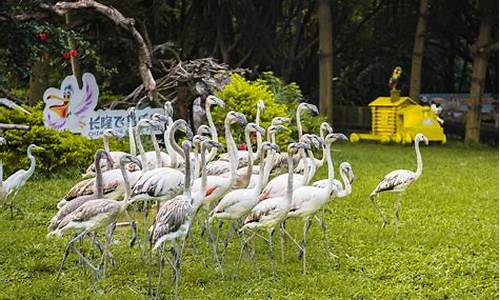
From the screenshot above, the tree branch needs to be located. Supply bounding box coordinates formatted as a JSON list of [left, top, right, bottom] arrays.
[[39, 0, 156, 92]]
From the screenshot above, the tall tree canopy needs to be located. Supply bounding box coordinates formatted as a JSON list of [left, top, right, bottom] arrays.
[[0, 0, 497, 108]]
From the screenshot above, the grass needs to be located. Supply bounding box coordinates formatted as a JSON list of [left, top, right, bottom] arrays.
[[0, 142, 498, 299]]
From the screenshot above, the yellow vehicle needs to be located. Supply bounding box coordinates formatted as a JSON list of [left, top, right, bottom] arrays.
[[350, 91, 446, 144]]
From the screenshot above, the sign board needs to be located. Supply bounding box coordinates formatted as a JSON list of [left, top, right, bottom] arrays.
[[82, 107, 164, 139], [43, 73, 99, 132], [43, 73, 165, 139]]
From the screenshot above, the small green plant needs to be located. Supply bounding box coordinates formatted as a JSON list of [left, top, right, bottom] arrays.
[[214, 73, 324, 150]]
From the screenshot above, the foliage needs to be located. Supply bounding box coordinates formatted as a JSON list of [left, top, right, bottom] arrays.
[[214, 73, 324, 150], [0, 142, 497, 298], [0, 105, 127, 176]]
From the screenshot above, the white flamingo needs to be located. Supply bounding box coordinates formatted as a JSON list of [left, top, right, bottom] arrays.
[[191, 111, 247, 207], [369, 133, 429, 229], [286, 133, 347, 274], [238, 142, 308, 277], [209, 141, 279, 226], [1, 144, 43, 218], [49, 154, 142, 291], [150, 140, 214, 298], [204, 95, 225, 162]]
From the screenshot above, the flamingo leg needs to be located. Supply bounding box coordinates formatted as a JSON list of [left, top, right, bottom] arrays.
[[302, 218, 310, 274], [99, 222, 116, 277], [222, 222, 237, 260], [155, 244, 166, 298], [370, 196, 387, 228], [321, 206, 329, 252], [279, 222, 286, 264], [395, 193, 402, 232], [205, 206, 223, 275], [69, 230, 100, 291], [233, 231, 257, 279], [268, 229, 276, 279]]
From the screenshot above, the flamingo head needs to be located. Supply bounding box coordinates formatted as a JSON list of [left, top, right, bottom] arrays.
[[271, 117, 290, 126], [206, 95, 225, 108], [226, 111, 247, 125], [415, 133, 429, 145]]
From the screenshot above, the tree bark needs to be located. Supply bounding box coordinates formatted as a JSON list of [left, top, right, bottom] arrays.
[[40, 0, 156, 93], [28, 58, 49, 104], [318, 0, 333, 122], [465, 0, 494, 142], [409, 0, 428, 100]]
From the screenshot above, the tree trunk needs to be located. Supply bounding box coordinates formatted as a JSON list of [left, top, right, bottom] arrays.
[[409, 0, 428, 100], [28, 58, 49, 104], [465, 0, 494, 142], [65, 12, 82, 86], [318, 0, 333, 122]]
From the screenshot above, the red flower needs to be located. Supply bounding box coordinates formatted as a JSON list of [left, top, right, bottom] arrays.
[[62, 52, 70, 60], [239, 143, 247, 151], [69, 49, 77, 57], [40, 32, 47, 41]]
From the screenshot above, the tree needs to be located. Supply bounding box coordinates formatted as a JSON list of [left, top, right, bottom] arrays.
[[409, 0, 428, 100], [318, 0, 333, 122], [465, 0, 496, 142]]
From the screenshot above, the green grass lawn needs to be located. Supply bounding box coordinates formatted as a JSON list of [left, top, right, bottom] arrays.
[[0, 142, 498, 299]]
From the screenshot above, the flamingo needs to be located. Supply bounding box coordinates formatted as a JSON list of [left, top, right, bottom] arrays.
[[238, 142, 309, 277], [218, 122, 265, 189], [136, 118, 170, 170], [210, 142, 278, 259], [49, 154, 142, 291], [131, 119, 192, 202], [294, 122, 334, 174], [59, 149, 142, 207], [286, 133, 347, 274], [191, 111, 247, 207], [204, 95, 225, 162], [219, 100, 265, 166], [150, 140, 205, 299], [257, 134, 320, 202], [1, 144, 43, 219], [369, 133, 429, 229]]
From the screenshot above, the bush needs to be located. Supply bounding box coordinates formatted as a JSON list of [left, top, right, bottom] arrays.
[[214, 73, 324, 150], [0, 104, 128, 176]]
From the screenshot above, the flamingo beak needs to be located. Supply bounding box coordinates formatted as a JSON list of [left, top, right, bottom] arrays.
[[48, 95, 70, 119]]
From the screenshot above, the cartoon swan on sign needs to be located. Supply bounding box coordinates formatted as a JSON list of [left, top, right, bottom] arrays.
[[43, 73, 99, 132]]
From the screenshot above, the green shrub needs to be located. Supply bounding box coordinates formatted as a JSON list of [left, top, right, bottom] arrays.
[[214, 73, 324, 150], [0, 104, 128, 176]]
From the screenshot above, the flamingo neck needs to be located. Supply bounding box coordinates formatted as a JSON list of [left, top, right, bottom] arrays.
[[205, 102, 219, 161], [94, 152, 105, 198], [200, 144, 208, 200], [128, 118, 137, 156], [296, 108, 303, 139], [224, 118, 237, 186], [135, 125, 148, 170], [415, 138, 423, 177], [300, 149, 310, 185], [325, 142, 334, 194], [243, 128, 254, 186], [170, 121, 185, 167], [286, 152, 294, 202], [183, 145, 192, 198], [119, 161, 131, 202], [164, 124, 176, 168], [193, 143, 201, 179], [254, 108, 263, 158], [255, 147, 267, 192], [338, 167, 351, 197], [150, 126, 162, 168]]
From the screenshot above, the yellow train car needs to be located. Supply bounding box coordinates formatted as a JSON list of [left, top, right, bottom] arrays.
[[350, 93, 446, 144]]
